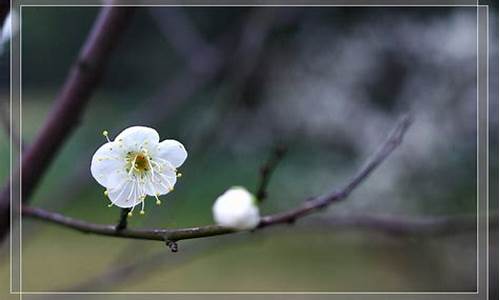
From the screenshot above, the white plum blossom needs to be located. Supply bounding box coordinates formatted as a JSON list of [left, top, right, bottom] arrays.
[[91, 126, 187, 215], [212, 186, 260, 230]]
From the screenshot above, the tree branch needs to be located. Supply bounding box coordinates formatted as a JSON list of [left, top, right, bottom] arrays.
[[23, 115, 413, 244], [22, 205, 235, 242], [115, 208, 131, 231], [255, 145, 287, 202], [259, 114, 413, 227], [0, 7, 135, 241]]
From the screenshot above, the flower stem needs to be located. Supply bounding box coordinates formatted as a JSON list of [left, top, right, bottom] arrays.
[[115, 208, 131, 231]]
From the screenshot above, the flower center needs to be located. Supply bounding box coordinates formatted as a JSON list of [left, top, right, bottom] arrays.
[[126, 151, 151, 175], [134, 154, 149, 172]]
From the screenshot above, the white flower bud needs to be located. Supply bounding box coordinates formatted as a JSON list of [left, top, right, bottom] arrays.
[[212, 186, 260, 230]]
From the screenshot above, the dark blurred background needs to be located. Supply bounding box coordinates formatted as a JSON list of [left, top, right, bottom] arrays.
[[0, 5, 497, 294]]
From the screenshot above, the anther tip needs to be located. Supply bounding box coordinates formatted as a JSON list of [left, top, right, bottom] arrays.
[[156, 200, 161, 205], [104, 190, 108, 196], [102, 130, 108, 136], [176, 173, 182, 178], [140, 210, 145, 215], [107, 204, 113, 208], [127, 212, 133, 217]]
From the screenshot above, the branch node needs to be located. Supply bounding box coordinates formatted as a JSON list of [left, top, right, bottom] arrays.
[[165, 239, 178, 253], [255, 144, 288, 203], [115, 208, 131, 231]]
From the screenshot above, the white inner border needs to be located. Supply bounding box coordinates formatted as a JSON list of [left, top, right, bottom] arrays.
[[10, 3, 490, 296]]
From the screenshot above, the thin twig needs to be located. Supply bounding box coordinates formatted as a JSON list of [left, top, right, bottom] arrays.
[[255, 145, 287, 202], [22, 205, 234, 242], [115, 208, 131, 231], [23, 116, 412, 244], [259, 114, 413, 227], [0, 7, 135, 241]]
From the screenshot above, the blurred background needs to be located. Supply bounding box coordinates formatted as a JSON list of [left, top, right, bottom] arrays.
[[0, 5, 498, 294]]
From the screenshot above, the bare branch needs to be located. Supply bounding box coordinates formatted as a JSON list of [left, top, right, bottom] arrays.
[[23, 116, 412, 244], [0, 7, 135, 240], [255, 145, 287, 202], [259, 114, 413, 227], [22, 205, 234, 242]]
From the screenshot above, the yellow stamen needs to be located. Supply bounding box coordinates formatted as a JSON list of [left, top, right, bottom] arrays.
[[102, 130, 110, 142], [154, 194, 161, 205]]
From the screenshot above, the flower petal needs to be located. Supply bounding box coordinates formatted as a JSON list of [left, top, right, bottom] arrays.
[[107, 180, 144, 208], [114, 126, 160, 151], [90, 142, 127, 189], [156, 139, 187, 168], [144, 169, 177, 196]]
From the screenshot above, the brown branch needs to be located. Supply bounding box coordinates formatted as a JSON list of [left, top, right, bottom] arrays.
[[255, 145, 287, 202], [23, 115, 412, 244], [0, 7, 135, 240], [259, 114, 413, 227], [22, 205, 235, 242]]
